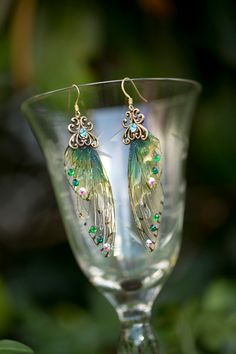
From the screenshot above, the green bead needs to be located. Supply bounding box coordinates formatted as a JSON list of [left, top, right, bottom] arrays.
[[67, 168, 75, 177], [89, 226, 97, 234], [96, 236, 103, 244], [72, 178, 79, 187], [152, 167, 159, 174], [150, 224, 158, 232], [153, 154, 161, 162], [153, 213, 159, 222]]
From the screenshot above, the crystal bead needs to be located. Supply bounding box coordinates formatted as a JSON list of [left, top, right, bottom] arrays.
[[89, 226, 97, 234], [148, 177, 155, 187], [130, 123, 137, 133], [79, 187, 87, 196], [153, 154, 161, 162], [103, 243, 111, 252], [67, 168, 74, 177], [153, 213, 160, 222], [79, 127, 88, 138], [72, 179, 79, 187], [96, 236, 103, 243], [150, 224, 158, 232], [152, 167, 159, 175], [146, 239, 153, 248]]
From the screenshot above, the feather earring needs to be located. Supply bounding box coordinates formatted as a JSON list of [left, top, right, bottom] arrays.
[[64, 84, 115, 257], [121, 78, 164, 252]]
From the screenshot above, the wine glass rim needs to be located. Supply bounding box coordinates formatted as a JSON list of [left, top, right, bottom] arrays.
[[23, 77, 201, 104]]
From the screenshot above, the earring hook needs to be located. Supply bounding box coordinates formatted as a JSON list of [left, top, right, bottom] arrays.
[[72, 84, 80, 114], [121, 77, 148, 106]]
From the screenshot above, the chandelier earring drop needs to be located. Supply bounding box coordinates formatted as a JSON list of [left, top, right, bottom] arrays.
[[64, 84, 115, 257], [121, 78, 164, 252]]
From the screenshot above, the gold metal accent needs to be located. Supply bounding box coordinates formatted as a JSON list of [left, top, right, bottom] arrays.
[[72, 83, 80, 114], [121, 78, 148, 145], [68, 84, 98, 149], [121, 78, 148, 106]]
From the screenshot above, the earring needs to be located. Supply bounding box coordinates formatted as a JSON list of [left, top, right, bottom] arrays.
[[121, 78, 164, 252], [64, 84, 115, 257]]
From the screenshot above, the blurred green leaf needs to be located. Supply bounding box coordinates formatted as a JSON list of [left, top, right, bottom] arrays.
[[0, 340, 34, 354], [202, 279, 236, 312], [34, 4, 103, 91], [195, 280, 236, 353], [0, 279, 13, 334]]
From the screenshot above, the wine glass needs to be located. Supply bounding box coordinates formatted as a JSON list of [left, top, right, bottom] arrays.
[[22, 78, 201, 353]]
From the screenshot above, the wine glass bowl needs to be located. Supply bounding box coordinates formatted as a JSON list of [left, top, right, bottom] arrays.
[[22, 78, 201, 353]]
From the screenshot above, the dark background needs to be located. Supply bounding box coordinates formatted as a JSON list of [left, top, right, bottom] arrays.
[[0, 0, 236, 353]]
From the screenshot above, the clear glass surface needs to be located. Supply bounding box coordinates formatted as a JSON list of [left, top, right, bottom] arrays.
[[22, 78, 201, 353]]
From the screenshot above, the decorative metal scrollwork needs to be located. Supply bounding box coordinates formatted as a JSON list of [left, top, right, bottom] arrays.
[[122, 105, 148, 145], [68, 113, 98, 149]]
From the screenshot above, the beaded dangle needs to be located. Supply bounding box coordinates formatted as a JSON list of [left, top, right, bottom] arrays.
[[121, 78, 164, 252], [64, 84, 115, 257]]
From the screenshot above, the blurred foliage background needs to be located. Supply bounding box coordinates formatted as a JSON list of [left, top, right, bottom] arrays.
[[0, 0, 236, 353]]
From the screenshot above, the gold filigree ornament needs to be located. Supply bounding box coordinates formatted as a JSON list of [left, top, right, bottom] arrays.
[[122, 105, 148, 145], [121, 78, 149, 145], [68, 113, 98, 149], [68, 85, 98, 149]]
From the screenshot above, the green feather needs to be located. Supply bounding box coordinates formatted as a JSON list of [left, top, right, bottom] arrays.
[[64, 147, 115, 257], [128, 133, 164, 251]]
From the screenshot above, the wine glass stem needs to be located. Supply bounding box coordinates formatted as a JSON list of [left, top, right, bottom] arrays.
[[117, 311, 159, 354], [118, 321, 159, 354]]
